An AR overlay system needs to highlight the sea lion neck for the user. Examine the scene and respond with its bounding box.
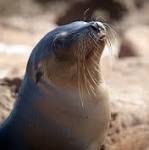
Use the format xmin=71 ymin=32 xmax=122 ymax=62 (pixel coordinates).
xmin=0 ymin=74 xmax=107 ymax=150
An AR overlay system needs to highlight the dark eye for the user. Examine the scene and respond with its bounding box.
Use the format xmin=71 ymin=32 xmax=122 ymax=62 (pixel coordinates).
xmin=54 ymin=38 xmax=64 ymax=50
xmin=53 ymin=38 xmax=65 ymax=58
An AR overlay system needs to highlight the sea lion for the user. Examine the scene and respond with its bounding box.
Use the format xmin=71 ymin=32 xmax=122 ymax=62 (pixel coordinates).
xmin=0 ymin=21 xmax=110 ymax=150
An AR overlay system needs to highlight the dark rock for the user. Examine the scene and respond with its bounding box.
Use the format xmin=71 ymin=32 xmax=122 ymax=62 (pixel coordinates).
xmin=56 ymin=0 xmax=128 ymax=25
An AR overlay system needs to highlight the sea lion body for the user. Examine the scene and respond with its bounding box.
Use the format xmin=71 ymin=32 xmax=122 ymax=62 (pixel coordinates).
xmin=0 ymin=21 xmax=110 ymax=150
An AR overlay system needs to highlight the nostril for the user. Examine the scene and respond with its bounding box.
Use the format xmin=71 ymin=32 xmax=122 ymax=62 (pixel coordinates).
xmin=90 ymin=22 xmax=100 ymax=32
xmin=90 ymin=22 xmax=106 ymax=40
xmin=90 ymin=21 xmax=106 ymax=32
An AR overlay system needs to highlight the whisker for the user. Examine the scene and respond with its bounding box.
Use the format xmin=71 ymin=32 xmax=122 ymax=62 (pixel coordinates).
xmin=83 ymin=8 xmax=90 ymax=22
xmin=82 ymin=40 xmax=93 ymax=96
xmin=77 ymin=40 xmax=86 ymax=110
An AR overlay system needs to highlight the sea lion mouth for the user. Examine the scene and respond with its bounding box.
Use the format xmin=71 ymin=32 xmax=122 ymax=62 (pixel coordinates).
xmin=98 ymin=33 xmax=106 ymax=41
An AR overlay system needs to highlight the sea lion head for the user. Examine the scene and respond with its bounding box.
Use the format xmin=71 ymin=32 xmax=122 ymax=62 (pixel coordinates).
xmin=28 ymin=21 xmax=107 ymax=92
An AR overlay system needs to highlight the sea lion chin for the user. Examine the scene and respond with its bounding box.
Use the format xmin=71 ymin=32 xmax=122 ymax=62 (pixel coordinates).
xmin=0 ymin=21 xmax=110 ymax=150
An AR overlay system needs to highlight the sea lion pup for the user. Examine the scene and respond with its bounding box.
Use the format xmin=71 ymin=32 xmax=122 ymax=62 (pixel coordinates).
xmin=0 ymin=21 xmax=110 ymax=150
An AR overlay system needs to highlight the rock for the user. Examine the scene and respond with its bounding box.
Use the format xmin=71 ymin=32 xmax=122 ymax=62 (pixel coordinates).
xmin=118 ymin=38 xmax=138 ymax=57
xmin=101 ymin=56 xmax=149 ymax=149
xmin=119 ymin=25 xmax=149 ymax=58
xmin=111 ymin=125 xmax=149 ymax=150
xmin=0 ymin=77 xmax=22 ymax=123
xmin=56 ymin=0 xmax=128 ymax=25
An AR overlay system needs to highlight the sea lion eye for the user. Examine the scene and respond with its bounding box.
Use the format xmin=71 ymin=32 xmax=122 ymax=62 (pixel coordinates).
xmin=54 ymin=38 xmax=64 ymax=50
xmin=35 ymin=71 xmax=42 ymax=84
xmin=53 ymin=38 xmax=65 ymax=57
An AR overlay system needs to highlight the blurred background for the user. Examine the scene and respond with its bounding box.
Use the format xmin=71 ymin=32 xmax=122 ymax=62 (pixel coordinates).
xmin=0 ymin=0 xmax=149 ymax=149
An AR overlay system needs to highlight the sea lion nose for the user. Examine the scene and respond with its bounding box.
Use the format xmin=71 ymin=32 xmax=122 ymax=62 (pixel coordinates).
xmin=90 ymin=22 xmax=105 ymax=32
xmin=90 ymin=22 xmax=106 ymax=40
xmin=90 ymin=22 xmax=100 ymax=31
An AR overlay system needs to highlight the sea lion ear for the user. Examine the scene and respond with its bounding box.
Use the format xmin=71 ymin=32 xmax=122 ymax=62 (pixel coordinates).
xmin=35 ymin=62 xmax=43 ymax=84
xmin=35 ymin=71 xmax=42 ymax=84
xmin=32 ymin=61 xmax=43 ymax=84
